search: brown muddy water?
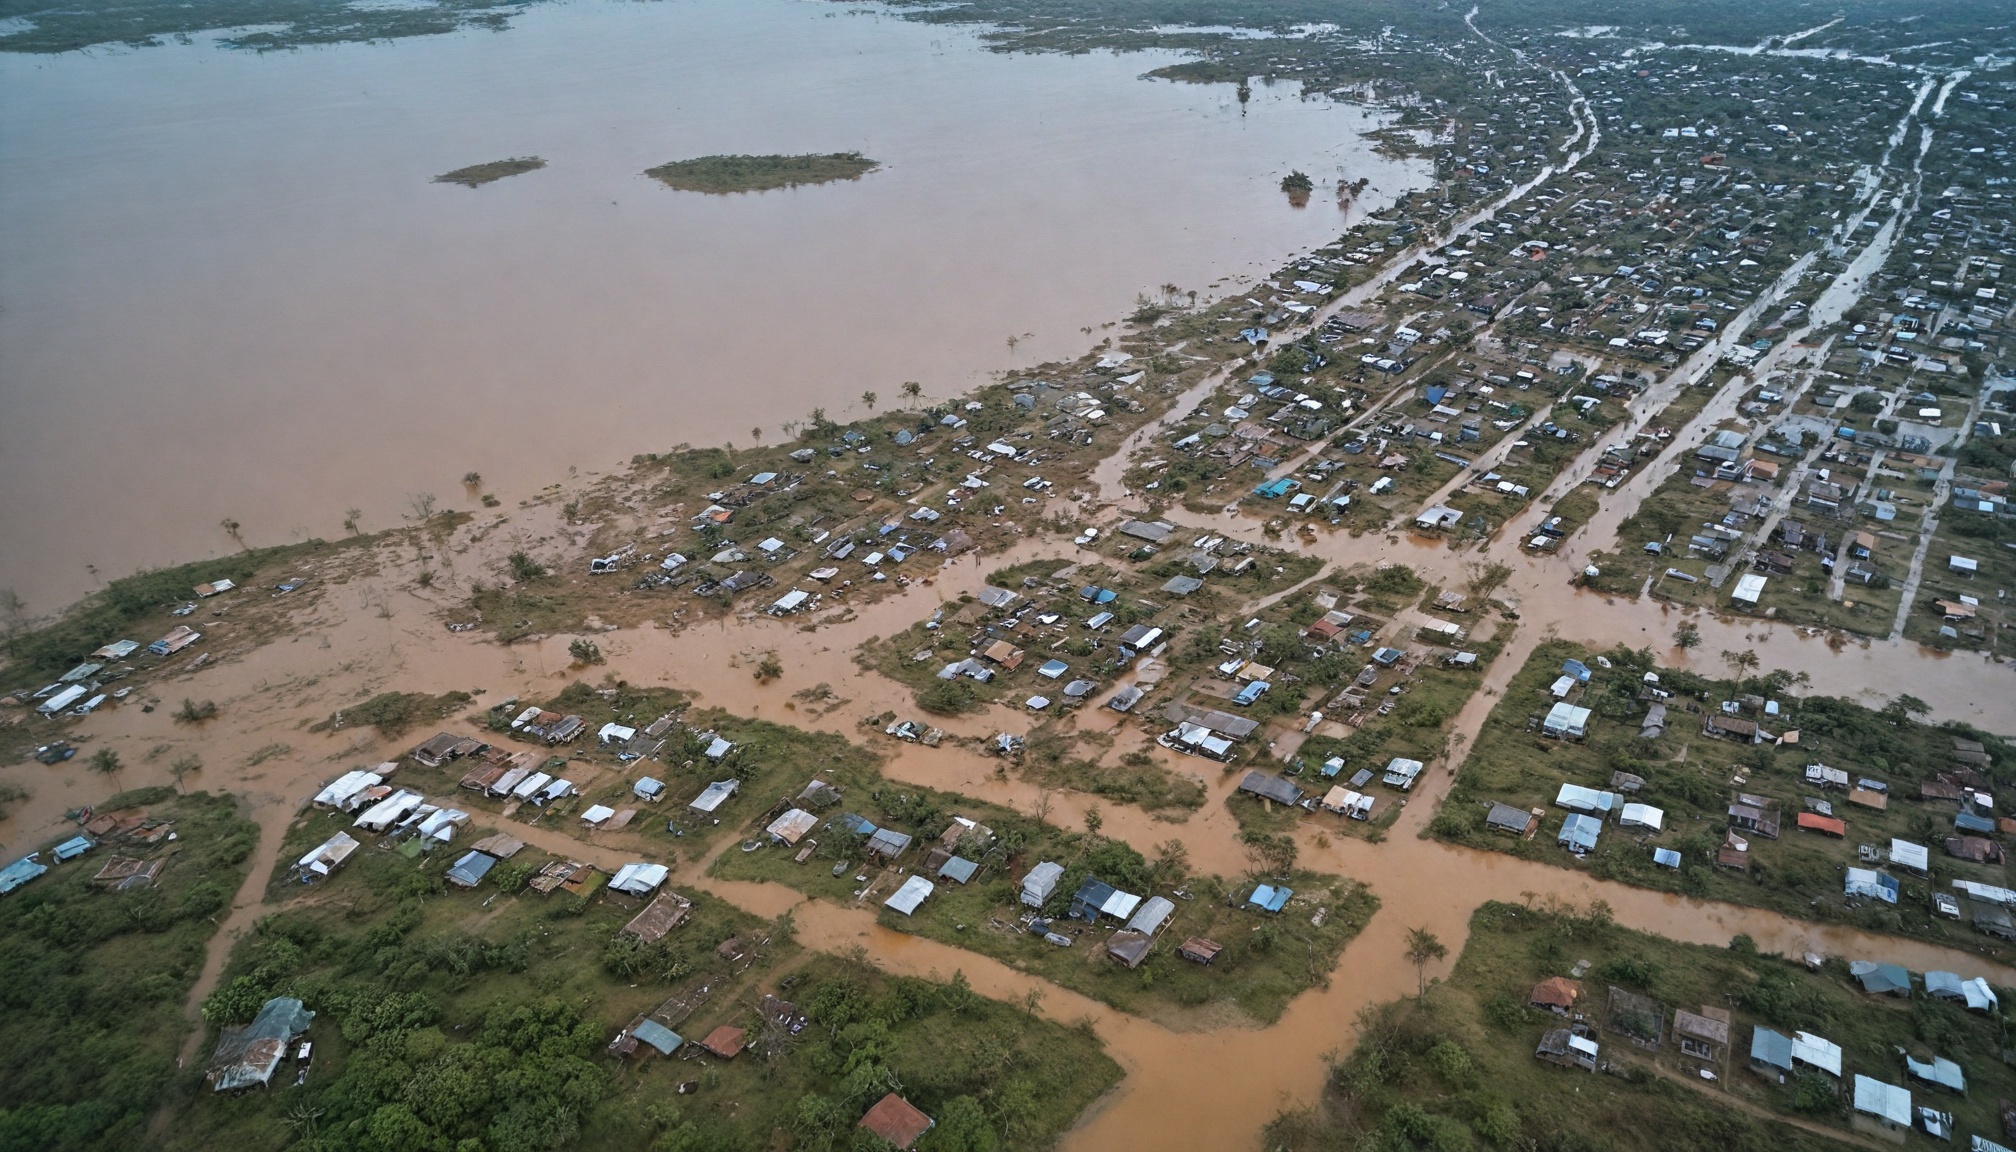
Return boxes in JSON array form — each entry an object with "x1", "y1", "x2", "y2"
[{"x1": 0, "y1": 0, "x2": 1426, "y2": 614}]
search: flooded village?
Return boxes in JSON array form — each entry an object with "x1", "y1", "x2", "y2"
[{"x1": 1, "y1": 0, "x2": 2015, "y2": 1150}]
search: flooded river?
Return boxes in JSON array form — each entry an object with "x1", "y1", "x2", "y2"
[{"x1": 0, "y1": 0, "x2": 1424, "y2": 614}]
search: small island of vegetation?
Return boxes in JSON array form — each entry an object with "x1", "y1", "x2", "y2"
[
  {"x1": 644, "y1": 153, "x2": 880, "y2": 195},
  {"x1": 433, "y1": 157, "x2": 546, "y2": 188}
]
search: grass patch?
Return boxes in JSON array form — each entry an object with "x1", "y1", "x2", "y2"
[
  {"x1": 310, "y1": 689, "x2": 475, "y2": 738},
  {"x1": 433, "y1": 157, "x2": 545, "y2": 187},
  {"x1": 644, "y1": 153, "x2": 880, "y2": 194},
  {"x1": 182, "y1": 810, "x2": 1117, "y2": 1152}
]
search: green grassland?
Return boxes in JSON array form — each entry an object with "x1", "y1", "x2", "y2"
[
  {"x1": 0, "y1": 788, "x2": 259, "y2": 1152},
  {"x1": 710, "y1": 768, "x2": 1376, "y2": 1027},
  {"x1": 434, "y1": 158, "x2": 546, "y2": 188},
  {"x1": 177, "y1": 814, "x2": 1117, "y2": 1152},
  {"x1": 644, "y1": 154, "x2": 880, "y2": 195},
  {"x1": 1432, "y1": 640, "x2": 2016, "y2": 959},
  {"x1": 1269, "y1": 899, "x2": 2016, "y2": 1152}
]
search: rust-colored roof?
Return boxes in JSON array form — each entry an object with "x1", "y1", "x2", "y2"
[
  {"x1": 1530, "y1": 976, "x2": 1581, "y2": 1009},
  {"x1": 1795, "y1": 812, "x2": 1846, "y2": 837},
  {"x1": 858, "y1": 1093, "x2": 934, "y2": 1149},
  {"x1": 699, "y1": 1026, "x2": 745, "y2": 1059}
]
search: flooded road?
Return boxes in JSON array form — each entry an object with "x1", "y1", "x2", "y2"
[{"x1": 0, "y1": 0, "x2": 1426, "y2": 615}]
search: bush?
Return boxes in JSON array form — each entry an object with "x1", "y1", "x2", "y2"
[{"x1": 508, "y1": 551, "x2": 547, "y2": 582}]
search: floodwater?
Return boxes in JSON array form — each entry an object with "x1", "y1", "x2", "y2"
[{"x1": 0, "y1": 0, "x2": 1426, "y2": 615}]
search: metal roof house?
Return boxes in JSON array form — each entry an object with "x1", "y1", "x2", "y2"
[
  {"x1": 295, "y1": 831, "x2": 360, "y2": 882},
  {"x1": 1904, "y1": 1054, "x2": 1966, "y2": 1094},
  {"x1": 689, "y1": 779, "x2": 739, "y2": 814},
  {"x1": 1486, "y1": 802, "x2": 1534, "y2": 835},
  {"x1": 208, "y1": 998, "x2": 314, "y2": 1092},
  {"x1": 1619, "y1": 803, "x2": 1664, "y2": 832},
  {"x1": 1852, "y1": 1074, "x2": 1913, "y2": 1131},
  {"x1": 1555, "y1": 784, "x2": 1620, "y2": 815},
  {"x1": 1070, "y1": 878, "x2": 1142, "y2": 923},
  {"x1": 1558, "y1": 814, "x2": 1602, "y2": 853},
  {"x1": 609, "y1": 863, "x2": 669, "y2": 895},
  {"x1": 858, "y1": 1093, "x2": 934, "y2": 1150},
  {"x1": 765, "y1": 809, "x2": 818, "y2": 846},
  {"x1": 1750, "y1": 1027, "x2": 1794, "y2": 1080},
  {"x1": 1238, "y1": 771, "x2": 1305, "y2": 806},
  {"x1": 883, "y1": 876, "x2": 934, "y2": 917},
  {"x1": 1382, "y1": 758, "x2": 1426, "y2": 791},
  {"x1": 1851, "y1": 961, "x2": 1912, "y2": 996},
  {"x1": 1792, "y1": 1031, "x2": 1843, "y2": 1076},
  {"x1": 1845, "y1": 868, "x2": 1900, "y2": 904},
  {"x1": 0, "y1": 855, "x2": 49, "y2": 896},
  {"x1": 1543, "y1": 702, "x2": 1593, "y2": 738},
  {"x1": 1889, "y1": 838, "x2": 1931, "y2": 876},
  {"x1": 1248, "y1": 884, "x2": 1293, "y2": 913},
  {"x1": 445, "y1": 851, "x2": 497, "y2": 888},
  {"x1": 1020, "y1": 861, "x2": 1064, "y2": 908}
]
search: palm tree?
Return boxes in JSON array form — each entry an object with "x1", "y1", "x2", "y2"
[
  {"x1": 901, "y1": 381, "x2": 923, "y2": 407},
  {"x1": 860, "y1": 390, "x2": 878, "y2": 411},
  {"x1": 1405, "y1": 927, "x2": 1447, "y2": 996}
]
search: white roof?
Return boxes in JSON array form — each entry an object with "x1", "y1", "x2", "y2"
[
  {"x1": 581, "y1": 805, "x2": 616, "y2": 825},
  {"x1": 1852, "y1": 1074, "x2": 1912, "y2": 1125},
  {"x1": 1567, "y1": 1035, "x2": 1599, "y2": 1057},
  {"x1": 417, "y1": 808, "x2": 468, "y2": 840},
  {"x1": 354, "y1": 789, "x2": 424, "y2": 831},
  {"x1": 1549, "y1": 675, "x2": 1577, "y2": 698},
  {"x1": 689, "y1": 778, "x2": 739, "y2": 812},
  {"x1": 598, "y1": 722, "x2": 636, "y2": 743},
  {"x1": 609, "y1": 863, "x2": 668, "y2": 895},
  {"x1": 1733, "y1": 573, "x2": 1768, "y2": 604},
  {"x1": 1890, "y1": 838, "x2": 1930, "y2": 872},
  {"x1": 1964, "y1": 978, "x2": 1999, "y2": 1012},
  {"x1": 1792, "y1": 1031, "x2": 1842, "y2": 1075},
  {"x1": 1021, "y1": 861, "x2": 1064, "y2": 905},
  {"x1": 1321, "y1": 786, "x2": 1360, "y2": 813},
  {"x1": 1383, "y1": 757, "x2": 1425, "y2": 783},
  {"x1": 704, "y1": 737, "x2": 734, "y2": 760},
  {"x1": 1126, "y1": 896, "x2": 1175, "y2": 936},
  {"x1": 297, "y1": 831, "x2": 360, "y2": 875},
  {"x1": 314, "y1": 770, "x2": 381, "y2": 807},
  {"x1": 765, "y1": 808, "x2": 818, "y2": 845},
  {"x1": 1619, "y1": 803, "x2": 1664, "y2": 831},
  {"x1": 1555, "y1": 783, "x2": 1620, "y2": 813},
  {"x1": 884, "y1": 875, "x2": 934, "y2": 915},
  {"x1": 1545, "y1": 701, "x2": 1593, "y2": 733},
  {"x1": 771, "y1": 589, "x2": 811, "y2": 613},
  {"x1": 1099, "y1": 889, "x2": 1143, "y2": 921},
  {"x1": 511, "y1": 771, "x2": 553, "y2": 800}
]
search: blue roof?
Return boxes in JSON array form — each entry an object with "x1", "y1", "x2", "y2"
[
  {"x1": 1751, "y1": 1027, "x2": 1793, "y2": 1070},
  {"x1": 1558, "y1": 814, "x2": 1602, "y2": 851},
  {"x1": 1074, "y1": 878, "x2": 1117, "y2": 916},
  {"x1": 839, "y1": 812, "x2": 878, "y2": 836},
  {"x1": 1233, "y1": 681, "x2": 1270, "y2": 706},
  {"x1": 446, "y1": 851, "x2": 497, "y2": 887},
  {"x1": 1248, "y1": 884, "x2": 1293, "y2": 913},
  {"x1": 1562, "y1": 659, "x2": 1591, "y2": 682},
  {"x1": 866, "y1": 828, "x2": 912, "y2": 857},
  {"x1": 0, "y1": 855, "x2": 48, "y2": 895},
  {"x1": 1956, "y1": 811, "x2": 1996, "y2": 833},
  {"x1": 1320, "y1": 757, "x2": 1346, "y2": 779},
  {"x1": 1653, "y1": 848, "x2": 1682, "y2": 869},
  {"x1": 1424, "y1": 385, "x2": 1448, "y2": 405},
  {"x1": 631, "y1": 1020, "x2": 683, "y2": 1055},
  {"x1": 938, "y1": 856, "x2": 979, "y2": 884},
  {"x1": 52, "y1": 836, "x2": 94, "y2": 861}
]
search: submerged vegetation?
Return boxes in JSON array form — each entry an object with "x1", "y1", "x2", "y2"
[
  {"x1": 644, "y1": 153, "x2": 881, "y2": 195},
  {"x1": 433, "y1": 157, "x2": 546, "y2": 188}
]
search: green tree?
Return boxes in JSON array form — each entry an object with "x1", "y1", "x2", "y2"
[
  {"x1": 1405, "y1": 927, "x2": 1448, "y2": 996},
  {"x1": 922, "y1": 1096, "x2": 999, "y2": 1152},
  {"x1": 861, "y1": 390, "x2": 878, "y2": 411},
  {"x1": 1674, "y1": 622, "x2": 1701, "y2": 649},
  {"x1": 89, "y1": 746, "x2": 122, "y2": 789},
  {"x1": 1881, "y1": 694, "x2": 1929, "y2": 726},
  {"x1": 169, "y1": 754, "x2": 201, "y2": 793}
]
